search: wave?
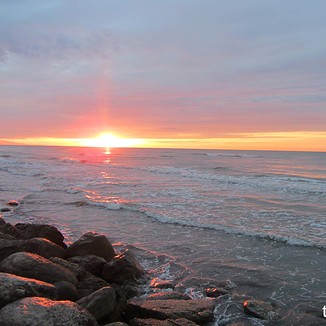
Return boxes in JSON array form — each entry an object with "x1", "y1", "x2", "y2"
[{"x1": 194, "y1": 152, "x2": 261, "y2": 158}]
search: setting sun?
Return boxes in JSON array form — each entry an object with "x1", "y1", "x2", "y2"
[{"x1": 80, "y1": 132, "x2": 145, "y2": 148}]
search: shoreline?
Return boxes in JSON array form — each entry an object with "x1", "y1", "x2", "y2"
[{"x1": 0, "y1": 210, "x2": 286, "y2": 325}]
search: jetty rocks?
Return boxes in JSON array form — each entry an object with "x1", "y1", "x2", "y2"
[{"x1": 0, "y1": 216, "x2": 219, "y2": 325}]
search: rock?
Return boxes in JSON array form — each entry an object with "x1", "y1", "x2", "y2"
[
  {"x1": 102, "y1": 250, "x2": 146, "y2": 285},
  {"x1": 54, "y1": 281, "x2": 78, "y2": 301},
  {"x1": 150, "y1": 278, "x2": 175, "y2": 290},
  {"x1": 0, "y1": 272, "x2": 56, "y2": 308},
  {"x1": 6, "y1": 200, "x2": 19, "y2": 207},
  {"x1": 0, "y1": 238, "x2": 65, "y2": 262},
  {"x1": 77, "y1": 286, "x2": 117, "y2": 321},
  {"x1": 216, "y1": 280, "x2": 237, "y2": 290},
  {"x1": 67, "y1": 232, "x2": 115, "y2": 262},
  {"x1": 15, "y1": 223, "x2": 67, "y2": 248},
  {"x1": 0, "y1": 232, "x2": 16, "y2": 240},
  {"x1": 129, "y1": 318, "x2": 200, "y2": 325},
  {"x1": 68, "y1": 255, "x2": 106, "y2": 276},
  {"x1": 146, "y1": 291, "x2": 191, "y2": 301},
  {"x1": 127, "y1": 299, "x2": 216, "y2": 324},
  {"x1": 104, "y1": 323, "x2": 129, "y2": 326},
  {"x1": 0, "y1": 297, "x2": 98, "y2": 326},
  {"x1": 49, "y1": 257, "x2": 109, "y2": 298},
  {"x1": 243, "y1": 299, "x2": 280, "y2": 320},
  {"x1": 205, "y1": 287, "x2": 228, "y2": 298},
  {"x1": 0, "y1": 208, "x2": 11, "y2": 212},
  {"x1": 0, "y1": 222, "x2": 21, "y2": 238},
  {"x1": 0, "y1": 217, "x2": 5, "y2": 226},
  {"x1": 0, "y1": 252, "x2": 78, "y2": 285}
]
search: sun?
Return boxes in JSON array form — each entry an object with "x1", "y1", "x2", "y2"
[{"x1": 80, "y1": 132, "x2": 144, "y2": 148}]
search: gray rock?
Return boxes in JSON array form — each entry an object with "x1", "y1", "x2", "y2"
[
  {"x1": 54, "y1": 281, "x2": 78, "y2": 301},
  {"x1": 243, "y1": 299, "x2": 280, "y2": 320},
  {"x1": 0, "y1": 237, "x2": 65, "y2": 262},
  {"x1": 0, "y1": 272, "x2": 56, "y2": 308},
  {"x1": 77, "y1": 286, "x2": 117, "y2": 321},
  {"x1": 0, "y1": 252, "x2": 77, "y2": 285},
  {"x1": 150, "y1": 278, "x2": 175, "y2": 290},
  {"x1": 146, "y1": 291, "x2": 191, "y2": 301},
  {"x1": 15, "y1": 223, "x2": 66, "y2": 248},
  {"x1": 68, "y1": 255, "x2": 106, "y2": 276},
  {"x1": 102, "y1": 250, "x2": 146, "y2": 285},
  {"x1": 127, "y1": 299, "x2": 216, "y2": 324},
  {"x1": 67, "y1": 232, "x2": 115, "y2": 262},
  {"x1": 0, "y1": 297, "x2": 98, "y2": 326},
  {"x1": 129, "y1": 318, "x2": 199, "y2": 325},
  {"x1": 49, "y1": 257, "x2": 109, "y2": 298}
]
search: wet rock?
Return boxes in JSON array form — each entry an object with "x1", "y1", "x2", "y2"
[
  {"x1": 15, "y1": 223, "x2": 67, "y2": 248},
  {"x1": 217, "y1": 280, "x2": 237, "y2": 290},
  {"x1": 49, "y1": 257, "x2": 109, "y2": 298},
  {"x1": 0, "y1": 297, "x2": 98, "y2": 326},
  {"x1": 0, "y1": 232, "x2": 16, "y2": 240},
  {"x1": 54, "y1": 281, "x2": 78, "y2": 301},
  {"x1": 77, "y1": 286, "x2": 117, "y2": 321},
  {"x1": 150, "y1": 278, "x2": 175, "y2": 290},
  {"x1": 6, "y1": 200, "x2": 19, "y2": 207},
  {"x1": 104, "y1": 323, "x2": 129, "y2": 326},
  {"x1": 146, "y1": 291, "x2": 191, "y2": 301},
  {"x1": 0, "y1": 222, "x2": 21, "y2": 238},
  {"x1": 205, "y1": 287, "x2": 228, "y2": 297},
  {"x1": 102, "y1": 249, "x2": 146, "y2": 285},
  {"x1": 68, "y1": 255, "x2": 106, "y2": 276},
  {"x1": 243, "y1": 299, "x2": 280, "y2": 320},
  {"x1": 0, "y1": 217, "x2": 5, "y2": 225},
  {"x1": 129, "y1": 318, "x2": 199, "y2": 325},
  {"x1": 0, "y1": 238, "x2": 65, "y2": 262},
  {"x1": 127, "y1": 299, "x2": 216, "y2": 324},
  {"x1": 0, "y1": 208, "x2": 11, "y2": 212},
  {"x1": 67, "y1": 232, "x2": 115, "y2": 262},
  {"x1": 0, "y1": 272, "x2": 56, "y2": 307},
  {"x1": 0, "y1": 252, "x2": 78, "y2": 285}
]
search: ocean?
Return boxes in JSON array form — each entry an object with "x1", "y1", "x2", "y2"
[{"x1": 1, "y1": 145, "x2": 326, "y2": 324}]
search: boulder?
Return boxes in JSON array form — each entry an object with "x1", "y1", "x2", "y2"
[
  {"x1": 127, "y1": 299, "x2": 216, "y2": 324},
  {"x1": 243, "y1": 299, "x2": 279, "y2": 320},
  {"x1": 0, "y1": 217, "x2": 5, "y2": 226},
  {"x1": 205, "y1": 287, "x2": 228, "y2": 298},
  {"x1": 6, "y1": 200, "x2": 19, "y2": 207},
  {"x1": 146, "y1": 291, "x2": 191, "y2": 301},
  {"x1": 68, "y1": 255, "x2": 106, "y2": 276},
  {"x1": 49, "y1": 257, "x2": 109, "y2": 298},
  {"x1": 0, "y1": 252, "x2": 78, "y2": 285},
  {"x1": 15, "y1": 223, "x2": 67, "y2": 248},
  {"x1": 77, "y1": 286, "x2": 117, "y2": 321},
  {"x1": 54, "y1": 281, "x2": 78, "y2": 301},
  {"x1": 0, "y1": 222, "x2": 21, "y2": 238},
  {"x1": 0, "y1": 272, "x2": 56, "y2": 307},
  {"x1": 150, "y1": 278, "x2": 175, "y2": 290},
  {"x1": 129, "y1": 318, "x2": 199, "y2": 325},
  {"x1": 0, "y1": 238, "x2": 65, "y2": 262},
  {"x1": 102, "y1": 250, "x2": 146, "y2": 284},
  {"x1": 0, "y1": 232, "x2": 16, "y2": 240},
  {"x1": 0, "y1": 297, "x2": 98, "y2": 326},
  {"x1": 104, "y1": 323, "x2": 129, "y2": 326},
  {"x1": 67, "y1": 232, "x2": 115, "y2": 262}
]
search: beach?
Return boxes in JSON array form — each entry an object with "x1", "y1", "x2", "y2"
[{"x1": 1, "y1": 145, "x2": 326, "y2": 324}]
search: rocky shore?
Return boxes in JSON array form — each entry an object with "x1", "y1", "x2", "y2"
[{"x1": 0, "y1": 207, "x2": 281, "y2": 325}]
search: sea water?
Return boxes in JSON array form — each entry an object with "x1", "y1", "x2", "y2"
[{"x1": 1, "y1": 146, "x2": 326, "y2": 324}]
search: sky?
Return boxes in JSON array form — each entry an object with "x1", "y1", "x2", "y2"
[{"x1": 0, "y1": 0, "x2": 326, "y2": 151}]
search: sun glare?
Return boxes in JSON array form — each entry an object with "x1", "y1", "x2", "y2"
[{"x1": 80, "y1": 132, "x2": 144, "y2": 148}]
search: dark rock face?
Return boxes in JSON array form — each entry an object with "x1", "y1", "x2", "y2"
[
  {"x1": 0, "y1": 222, "x2": 21, "y2": 238},
  {"x1": 77, "y1": 286, "x2": 117, "y2": 322},
  {"x1": 50, "y1": 257, "x2": 109, "y2": 298},
  {"x1": 0, "y1": 252, "x2": 78, "y2": 285},
  {"x1": 0, "y1": 272, "x2": 57, "y2": 308},
  {"x1": 102, "y1": 250, "x2": 146, "y2": 285},
  {"x1": 243, "y1": 299, "x2": 279, "y2": 320},
  {"x1": 146, "y1": 291, "x2": 191, "y2": 301},
  {"x1": 0, "y1": 297, "x2": 98, "y2": 326},
  {"x1": 129, "y1": 318, "x2": 199, "y2": 325},
  {"x1": 127, "y1": 299, "x2": 216, "y2": 325},
  {"x1": 67, "y1": 232, "x2": 115, "y2": 262},
  {"x1": 15, "y1": 223, "x2": 67, "y2": 248},
  {"x1": 205, "y1": 287, "x2": 228, "y2": 298},
  {"x1": 0, "y1": 238, "x2": 65, "y2": 262},
  {"x1": 68, "y1": 255, "x2": 106, "y2": 276},
  {"x1": 0, "y1": 232, "x2": 16, "y2": 240},
  {"x1": 54, "y1": 281, "x2": 78, "y2": 301},
  {"x1": 150, "y1": 278, "x2": 175, "y2": 290}
]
